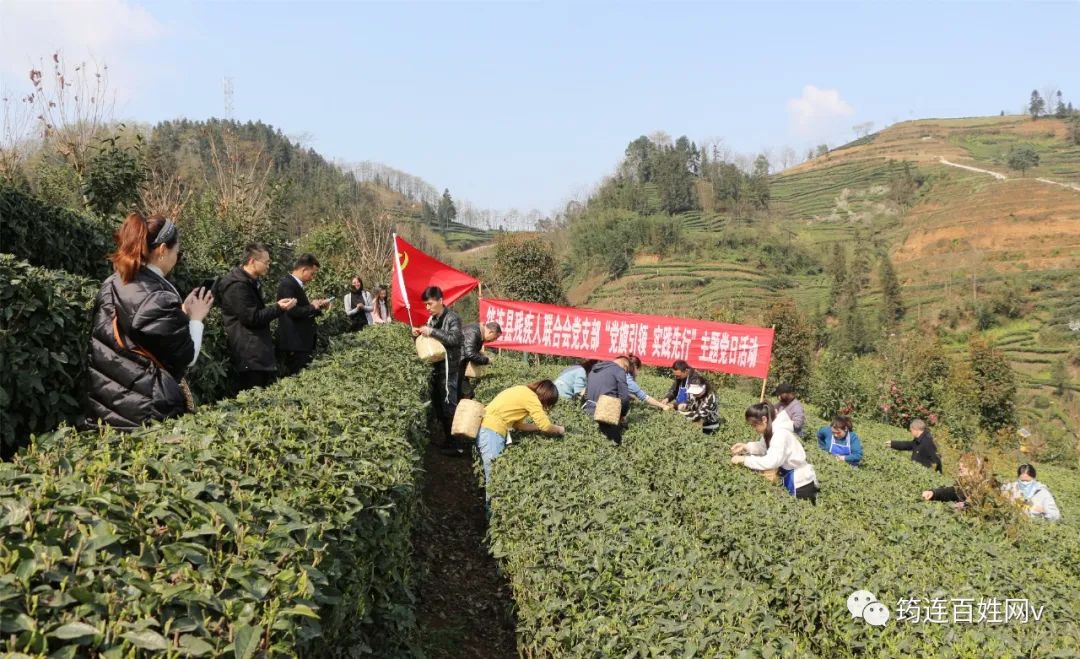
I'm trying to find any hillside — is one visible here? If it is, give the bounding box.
[555,115,1080,459]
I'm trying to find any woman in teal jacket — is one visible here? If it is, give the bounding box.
[816,415,863,466]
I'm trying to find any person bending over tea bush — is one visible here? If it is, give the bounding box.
[816,415,863,466]
[1000,464,1061,521]
[625,355,672,411]
[886,418,943,472]
[732,402,820,504]
[477,380,564,485]
[678,374,722,434]
[87,213,213,429]
[921,453,1000,511]
[583,356,632,445]
[554,359,598,400]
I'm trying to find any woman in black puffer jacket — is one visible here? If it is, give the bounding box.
[86,212,214,429]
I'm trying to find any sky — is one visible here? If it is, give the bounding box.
[2,0,1078,215]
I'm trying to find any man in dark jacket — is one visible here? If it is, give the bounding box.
[412,286,463,451]
[886,418,943,472]
[584,357,632,445]
[661,359,697,407]
[459,321,502,400]
[275,253,332,376]
[215,243,297,392]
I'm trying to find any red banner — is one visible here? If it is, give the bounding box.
[392,234,479,325]
[480,298,773,378]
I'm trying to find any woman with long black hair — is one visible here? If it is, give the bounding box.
[87,212,213,429]
[731,402,819,503]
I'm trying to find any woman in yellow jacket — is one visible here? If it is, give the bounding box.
[478,380,564,485]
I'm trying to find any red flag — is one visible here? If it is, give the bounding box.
[391,234,479,325]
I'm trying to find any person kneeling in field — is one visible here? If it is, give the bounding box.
[1000,464,1061,521]
[678,375,721,434]
[731,402,820,504]
[477,380,564,486]
[816,415,863,466]
[921,453,1000,511]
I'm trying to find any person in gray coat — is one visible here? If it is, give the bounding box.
[583,356,632,445]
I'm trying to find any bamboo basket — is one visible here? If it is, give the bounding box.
[761,468,781,485]
[451,399,486,439]
[415,336,446,363]
[593,394,622,425]
[464,354,487,378]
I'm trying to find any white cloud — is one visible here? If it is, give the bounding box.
[0,0,164,98]
[786,84,856,142]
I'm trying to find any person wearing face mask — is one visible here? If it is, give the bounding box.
[678,374,722,434]
[87,212,214,429]
[1001,464,1061,521]
[815,415,863,466]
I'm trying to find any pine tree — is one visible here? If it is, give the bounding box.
[763,298,815,388]
[1029,90,1045,120]
[879,256,905,326]
[437,189,456,232]
[969,338,1017,434]
[827,243,848,313]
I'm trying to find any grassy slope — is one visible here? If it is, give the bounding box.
[563,115,1080,456]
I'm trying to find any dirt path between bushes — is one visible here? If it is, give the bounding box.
[413,433,517,658]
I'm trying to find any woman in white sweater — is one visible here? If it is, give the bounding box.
[731,402,820,504]
[1001,464,1061,521]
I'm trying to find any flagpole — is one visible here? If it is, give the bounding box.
[392,233,415,327]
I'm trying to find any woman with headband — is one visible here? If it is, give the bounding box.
[87,212,214,428]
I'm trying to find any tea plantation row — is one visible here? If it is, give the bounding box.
[476,361,1080,657]
[0,326,429,657]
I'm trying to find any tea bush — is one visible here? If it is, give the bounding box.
[0,325,430,656]
[0,186,115,280]
[479,360,1080,657]
[0,255,98,457]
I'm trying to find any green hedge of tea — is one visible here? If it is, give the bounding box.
[0,186,115,280]
[478,362,1080,657]
[0,255,98,457]
[0,325,430,656]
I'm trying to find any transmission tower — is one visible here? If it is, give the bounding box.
[223,76,234,119]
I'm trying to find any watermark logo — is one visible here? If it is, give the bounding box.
[847,591,1045,626]
[847,590,890,626]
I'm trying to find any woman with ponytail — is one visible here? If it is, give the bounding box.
[87,212,214,428]
[731,401,820,504]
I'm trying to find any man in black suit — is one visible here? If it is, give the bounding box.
[215,243,297,392]
[275,253,332,376]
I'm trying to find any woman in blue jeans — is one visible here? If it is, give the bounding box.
[477,380,564,486]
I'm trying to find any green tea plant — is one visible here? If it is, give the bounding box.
[0,326,430,657]
[478,360,1080,657]
[0,255,98,457]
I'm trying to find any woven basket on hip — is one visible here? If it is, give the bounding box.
[451,399,486,439]
[761,468,781,485]
[464,358,486,378]
[415,336,446,363]
[593,394,622,425]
